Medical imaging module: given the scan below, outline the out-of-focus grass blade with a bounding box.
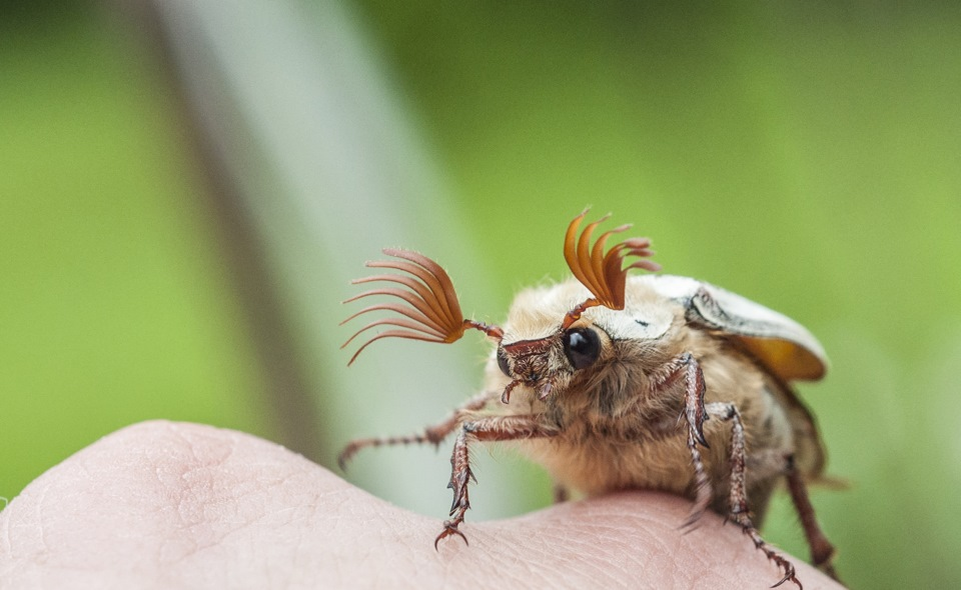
[149,0,517,519]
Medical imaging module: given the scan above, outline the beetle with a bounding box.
[339,210,838,588]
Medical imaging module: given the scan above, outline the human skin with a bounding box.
[0,421,843,589]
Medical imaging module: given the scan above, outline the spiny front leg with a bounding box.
[338,391,492,470]
[705,401,801,589]
[436,426,473,547]
[435,414,554,548]
[654,352,712,527]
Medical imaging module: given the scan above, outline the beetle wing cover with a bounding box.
[645,275,828,382]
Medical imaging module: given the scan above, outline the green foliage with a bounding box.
[0,9,272,497]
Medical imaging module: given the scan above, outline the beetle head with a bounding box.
[493,210,660,403]
[496,336,562,402]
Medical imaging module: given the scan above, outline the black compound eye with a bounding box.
[563,328,601,370]
[496,348,511,377]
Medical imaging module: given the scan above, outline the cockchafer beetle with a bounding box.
[340,210,839,588]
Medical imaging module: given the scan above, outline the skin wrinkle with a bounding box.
[464,541,524,588]
[162,446,216,565]
[665,528,696,589]
[523,516,633,583]
[163,434,318,584]
[473,533,553,589]
[672,531,710,589]
[499,492,763,590]
[383,516,446,589]
[303,468,419,588]
[158,427,286,586]
[543,539,626,590]
[493,504,616,586]
[510,498,659,588]
[0,421,843,589]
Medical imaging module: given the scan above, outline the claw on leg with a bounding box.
[434,415,554,549]
[703,400,802,589]
[433,428,474,549]
[680,360,804,589]
[434,520,469,549]
[730,510,801,588]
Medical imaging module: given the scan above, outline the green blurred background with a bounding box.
[2,2,959,587]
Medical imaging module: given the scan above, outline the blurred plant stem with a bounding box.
[127,0,322,458]
[122,0,511,521]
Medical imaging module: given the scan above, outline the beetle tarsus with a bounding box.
[683,427,712,529]
[705,400,803,590]
[440,416,555,550]
[434,520,469,549]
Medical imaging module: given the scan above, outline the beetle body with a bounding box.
[339,212,838,588]
[489,275,823,525]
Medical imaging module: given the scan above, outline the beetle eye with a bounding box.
[562,328,601,370]
[496,348,512,377]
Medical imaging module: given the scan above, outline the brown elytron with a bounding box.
[340,211,839,589]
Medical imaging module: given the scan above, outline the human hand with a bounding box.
[0,421,843,589]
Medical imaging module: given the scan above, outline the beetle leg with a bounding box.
[786,463,840,582]
[552,482,570,504]
[436,415,554,548]
[338,390,492,470]
[684,424,713,529]
[661,352,712,527]
[705,402,801,589]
